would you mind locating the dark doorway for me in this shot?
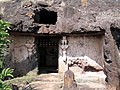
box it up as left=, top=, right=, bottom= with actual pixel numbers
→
left=36, top=36, right=60, bottom=73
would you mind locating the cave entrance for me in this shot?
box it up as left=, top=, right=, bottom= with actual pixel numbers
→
left=37, top=36, right=61, bottom=73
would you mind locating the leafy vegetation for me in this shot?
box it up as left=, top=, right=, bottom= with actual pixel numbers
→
left=0, top=20, right=13, bottom=90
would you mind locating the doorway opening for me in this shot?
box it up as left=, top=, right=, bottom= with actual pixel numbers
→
left=36, top=36, right=61, bottom=74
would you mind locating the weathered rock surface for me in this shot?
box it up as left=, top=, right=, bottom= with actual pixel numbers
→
left=0, top=0, right=120, bottom=89
left=0, top=0, right=119, bottom=33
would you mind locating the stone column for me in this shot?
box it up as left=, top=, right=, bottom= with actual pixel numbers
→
left=59, top=36, right=69, bottom=74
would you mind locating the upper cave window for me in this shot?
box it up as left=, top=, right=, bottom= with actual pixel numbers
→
left=33, top=9, right=57, bottom=25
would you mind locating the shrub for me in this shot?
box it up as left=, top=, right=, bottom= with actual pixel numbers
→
left=0, top=20, right=13, bottom=90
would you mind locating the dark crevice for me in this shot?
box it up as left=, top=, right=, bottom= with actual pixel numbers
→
left=110, top=27, right=120, bottom=51
left=33, top=9, right=57, bottom=25
left=84, top=66, right=100, bottom=72
left=104, top=52, right=112, bottom=63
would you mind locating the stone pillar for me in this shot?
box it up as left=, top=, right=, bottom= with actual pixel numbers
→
left=63, top=70, right=78, bottom=90
left=59, top=36, right=69, bottom=74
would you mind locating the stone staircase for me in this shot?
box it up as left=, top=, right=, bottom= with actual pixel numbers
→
left=23, top=73, right=64, bottom=90
left=23, top=72, right=108, bottom=90
left=78, top=83, right=106, bottom=90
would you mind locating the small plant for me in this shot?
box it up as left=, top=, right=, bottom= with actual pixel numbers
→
left=0, top=20, right=13, bottom=90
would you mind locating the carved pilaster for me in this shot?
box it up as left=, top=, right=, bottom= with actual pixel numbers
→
left=60, top=36, right=69, bottom=64
left=25, top=44, right=34, bottom=60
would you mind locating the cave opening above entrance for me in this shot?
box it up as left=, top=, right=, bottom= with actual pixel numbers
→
left=33, top=9, right=57, bottom=25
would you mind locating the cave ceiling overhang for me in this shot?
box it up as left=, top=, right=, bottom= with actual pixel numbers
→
left=0, top=0, right=119, bottom=34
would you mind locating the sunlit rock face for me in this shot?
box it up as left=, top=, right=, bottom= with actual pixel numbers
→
left=0, top=0, right=120, bottom=89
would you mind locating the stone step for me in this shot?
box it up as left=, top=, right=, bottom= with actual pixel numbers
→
left=34, top=73, right=63, bottom=82
left=24, top=81, right=107, bottom=90
left=75, top=71, right=106, bottom=84
left=78, top=83, right=107, bottom=90
left=24, top=73, right=107, bottom=90
left=34, top=72, right=106, bottom=84
left=24, top=81, right=63, bottom=90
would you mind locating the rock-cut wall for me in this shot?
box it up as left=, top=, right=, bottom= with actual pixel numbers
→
left=0, top=0, right=120, bottom=89
left=5, top=35, right=37, bottom=77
